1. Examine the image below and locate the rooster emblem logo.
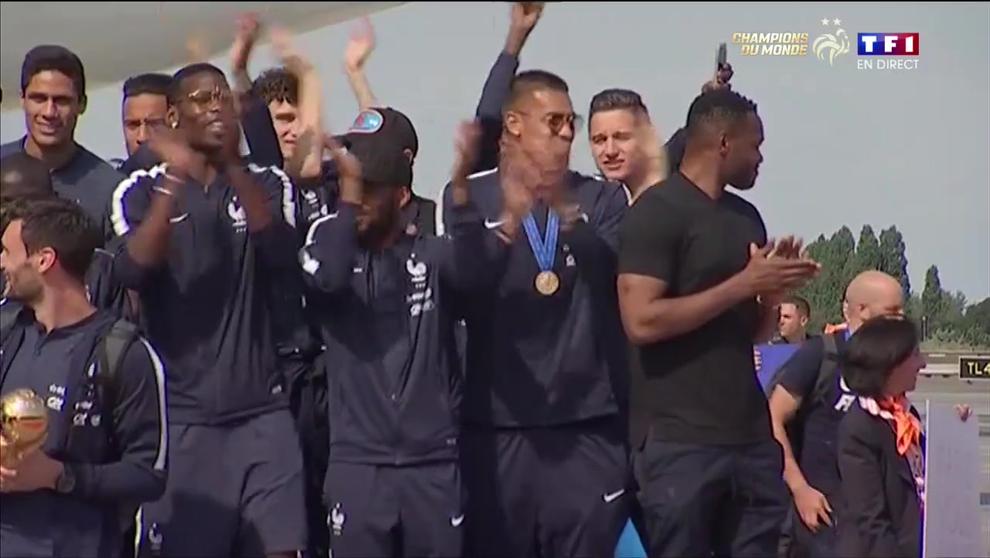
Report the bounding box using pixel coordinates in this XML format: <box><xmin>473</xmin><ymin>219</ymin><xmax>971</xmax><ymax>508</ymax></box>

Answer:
<box><xmin>813</xmin><ymin>19</ymin><xmax>850</xmax><ymax>67</ymax></box>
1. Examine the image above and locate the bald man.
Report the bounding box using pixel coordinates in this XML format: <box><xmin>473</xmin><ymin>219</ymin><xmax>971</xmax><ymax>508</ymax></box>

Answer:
<box><xmin>768</xmin><ymin>271</ymin><xmax>904</xmax><ymax>558</ymax></box>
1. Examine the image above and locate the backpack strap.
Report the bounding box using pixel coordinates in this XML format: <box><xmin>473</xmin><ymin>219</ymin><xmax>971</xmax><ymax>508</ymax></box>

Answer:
<box><xmin>0</xmin><ymin>302</ymin><xmax>29</xmax><ymax>390</ymax></box>
<box><xmin>0</xmin><ymin>299</ymin><xmax>18</xmax><ymax>343</ymax></box>
<box><xmin>810</xmin><ymin>334</ymin><xmax>842</xmax><ymax>405</ymax></box>
<box><xmin>92</xmin><ymin>319</ymin><xmax>140</xmax><ymax>444</ymax></box>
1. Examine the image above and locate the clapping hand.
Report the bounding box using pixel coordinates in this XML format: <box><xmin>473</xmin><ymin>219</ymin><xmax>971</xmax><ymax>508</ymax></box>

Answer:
<box><xmin>451</xmin><ymin>120</ymin><xmax>482</xmax><ymax>206</ymax></box>
<box><xmin>271</xmin><ymin>26</ymin><xmax>313</xmax><ymax>77</ymax></box>
<box><xmin>149</xmin><ymin>129</ymin><xmax>196</xmax><ymax>181</ymax></box>
<box><xmin>323</xmin><ymin>135</ymin><xmax>363</xmax><ymax>205</ymax></box>
<box><xmin>344</xmin><ymin>17</ymin><xmax>376</xmax><ymax>73</ymax></box>
<box><xmin>742</xmin><ymin>239</ymin><xmax>821</xmax><ymax>301</ymax></box>
<box><xmin>230</xmin><ymin>12</ymin><xmax>261</xmax><ymax>73</ymax></box>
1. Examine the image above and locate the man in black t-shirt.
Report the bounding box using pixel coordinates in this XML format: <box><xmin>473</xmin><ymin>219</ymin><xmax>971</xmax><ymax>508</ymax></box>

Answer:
<box><xmin>617</xmin><ymin>89</ymin><xmax>820</xmax><ymax>557</ymax></box>
<box><xmin>769</xmin><ymin>271</ymin><xmax>904</xmax><ymax>558</ymax></box>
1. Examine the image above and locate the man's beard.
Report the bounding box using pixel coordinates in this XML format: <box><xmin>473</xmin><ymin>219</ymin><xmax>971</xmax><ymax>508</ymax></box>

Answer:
<box><xmin>357</xmin><ymin>213</ymin><xmax>400</xmax><ymax>250</ymax></box>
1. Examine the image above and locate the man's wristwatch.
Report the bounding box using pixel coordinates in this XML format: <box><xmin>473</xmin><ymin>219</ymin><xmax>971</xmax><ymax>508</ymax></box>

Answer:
<box><xmin>55</xmin><ymin>464</ymin><xmax>76</xmax><ymax>494</ymax></box>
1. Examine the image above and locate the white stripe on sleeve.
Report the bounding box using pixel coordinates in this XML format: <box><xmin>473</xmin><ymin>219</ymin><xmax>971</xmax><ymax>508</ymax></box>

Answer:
<box><xmin>133</xmin><ymin>507</ymin><xmax>144</xmax><ymax>556</ymax></box>
<box><xmin>435</xmin><ymin>189</ymin><xmax>445</xmax><ymax>237</ymax></box>
<box><xmin>439</xmin><ymin>166</ymin><xmax>498</xmax><ymax>236</ymax></box>
<box><xmin>299</xmin><ymin>211</ymin><xmax>340</xmax><ymax>276</ymax></box>
<box><xmin>110</xmin><ymin>164</ymin><xmax>165</xmax><ymax>237</ymax></box>
<box><xmin>248</xmin><ymin>164</ymin><xmax>296</xmax><ymax>228</ymax></box>
<box><xmin>138</xmin><ymin>337</ymin><xmax>168</xmax><ymax>471</ymax></box>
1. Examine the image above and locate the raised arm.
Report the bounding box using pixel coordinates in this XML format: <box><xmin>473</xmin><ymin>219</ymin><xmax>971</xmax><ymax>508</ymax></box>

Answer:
<box><xmin>271</xmin><ymin>27</ymin><xmax>323</xmax><ymax>180</ymax></box>
<box><xmin>112</xmin><ymin>134</ymin><xmax>195</xmax><ymax>288</ymax></box>
<box><xmin>474</xmin><ymin>2</ymin><xmax>544</xmax><ymax>172</ymax></box>
<box><xmin>230</xmin><ymin>12</ymin><xmax>284</xmax><ymax>169</ymax></box>
<box><xmin>343</xmin><ymin>17</ymin><xmax>378</xmax><ymax>111</ymax></box>
<box><xmin>440</xmin><ymin>121</ymin><xmax>506</xmax><ymax>291</ymax></box>
<box><xmin>300</xmin><ymin>139</ymin><xmax>363</xmax><ymax>295</ymax></box>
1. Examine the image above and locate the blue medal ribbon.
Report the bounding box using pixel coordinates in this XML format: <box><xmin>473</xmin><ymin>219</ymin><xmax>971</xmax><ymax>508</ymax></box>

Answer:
<box><xmin>522</xmin><ymin>210</ymin><xmax>559</xmax><ymax>272</ymax></box>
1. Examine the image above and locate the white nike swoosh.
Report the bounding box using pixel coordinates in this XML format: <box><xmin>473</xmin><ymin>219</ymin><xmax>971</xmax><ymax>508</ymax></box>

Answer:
<box><xmin>484</xmin><ymin>219</ymin><xmax>504</xmax><ymax>230</ymax></box>
<box><xmin>602</xmin><ymin>489</ymin><xmax>625</xmax><ymax>503</ymax></box>
<box><xmin>450</xmin><ymin>514</ymin><xmax>465</xmax><ymax>527</ymax></box>
<box><xmin>169</xmin><ymin>213</ymin><xmax>189</xmax><ymax>224</ymax></box>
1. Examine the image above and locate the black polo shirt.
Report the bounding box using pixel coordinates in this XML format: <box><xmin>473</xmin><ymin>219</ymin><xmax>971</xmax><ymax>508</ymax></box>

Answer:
<box><xmin>618</xmin><ymin>171</ymin><xmax>770</xmax><ymax>445</ymax></box>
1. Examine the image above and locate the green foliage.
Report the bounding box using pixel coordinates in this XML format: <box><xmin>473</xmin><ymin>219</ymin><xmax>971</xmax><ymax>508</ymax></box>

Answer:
<box><xmin>849</xmin><ymin>225</ymin><xmax>882</xmax><ymax>278</ymax></box>
<box><xmin>922</xmin><ymin>265</ymin><xmax>944</xmax><ymax>325</ymax></box>
<box><xmin>962</xmin><ymin>298</ymin><xmax>990</xmax><ymax>338</ymax></box>
<box><xmin>878</xmin><ymin>226</ymin><xmax>911</xmax><ymax>300</ymax></box>
<box><xmin>797</xmin><ymin>234</ymin><xmax>842</xmax><ymax>332</ymax></box>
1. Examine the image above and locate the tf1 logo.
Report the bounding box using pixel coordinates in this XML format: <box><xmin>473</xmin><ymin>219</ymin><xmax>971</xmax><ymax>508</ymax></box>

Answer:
<box><xmin>857</xmin><ymin>33</ymin><xmax>920</xmax><ymax>55</ymax></box>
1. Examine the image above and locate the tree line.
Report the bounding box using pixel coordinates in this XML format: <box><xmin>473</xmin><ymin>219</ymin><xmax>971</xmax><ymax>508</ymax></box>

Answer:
<box><xmin>797</xmin><ymin>225</ymin><xmax>990</xmax><ymax>349</ymax></box>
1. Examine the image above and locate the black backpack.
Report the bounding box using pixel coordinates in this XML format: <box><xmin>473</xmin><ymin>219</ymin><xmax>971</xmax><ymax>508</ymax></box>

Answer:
<box><xmin>2</xmin><ymin>304</ymin><xmax>140</xmax><ymax>557</ymax></box>
<box><xmin>1</xmin><ymin>304</ymin><xmax>139</xmax><ymax>433</ymax></box>
<box><xmin>766</xmin><ymin>333</ymin><xmax>844</xmax><ymax>458</ymax></box>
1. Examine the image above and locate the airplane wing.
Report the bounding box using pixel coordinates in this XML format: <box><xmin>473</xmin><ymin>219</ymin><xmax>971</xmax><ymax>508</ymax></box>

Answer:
<box><xmin>0</xmin><ymin>1</ymin><xmax>404</xmax><ymax>108</ymax></box>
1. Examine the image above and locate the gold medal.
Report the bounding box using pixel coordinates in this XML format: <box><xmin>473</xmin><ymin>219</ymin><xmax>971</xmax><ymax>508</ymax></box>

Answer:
<box><xmin>535</xmin><ymin>270</ymin><xmax>560</xmax><ymax>296</ymax></box>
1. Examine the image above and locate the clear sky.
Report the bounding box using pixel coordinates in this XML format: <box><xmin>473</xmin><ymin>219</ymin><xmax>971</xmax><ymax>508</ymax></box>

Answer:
<box><xmin>2</xmin><ymin>2</ymin><xmax>988</xmax><ymax>301</ymax></box>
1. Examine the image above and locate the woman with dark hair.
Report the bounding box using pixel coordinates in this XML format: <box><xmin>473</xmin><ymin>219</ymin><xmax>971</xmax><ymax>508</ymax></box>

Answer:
<box><xmin>836</xmin><ymin>316</ymin><xmax>926</xmax><ymax>558</ymax></box>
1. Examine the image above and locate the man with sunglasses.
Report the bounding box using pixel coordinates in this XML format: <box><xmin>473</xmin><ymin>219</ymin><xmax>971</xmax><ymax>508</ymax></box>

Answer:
<box><xmin>110</xmin><ymin>63</ymin><xmax>306</xmax><ymax>558</ymax></box>
<box><xmin>468</xmin><ymin>3</ymin><xmax>734</xmax><ymax>197</ymax></box>
<box><xmin>442</xmin><ymin>69</ymin><xmax>630</xmax><ymax>558</ymax></box>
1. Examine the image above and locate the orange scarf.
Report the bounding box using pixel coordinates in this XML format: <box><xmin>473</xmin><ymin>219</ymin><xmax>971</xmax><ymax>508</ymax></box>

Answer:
<box><xmin>823</xmin><ymin>322</ymin><xmax>848</xmax><ymax>335</ymax></box>
<box><xmin>878</xmin><ymin>395</ymin><xmax>922</xmax><ymax>456</ymax></box>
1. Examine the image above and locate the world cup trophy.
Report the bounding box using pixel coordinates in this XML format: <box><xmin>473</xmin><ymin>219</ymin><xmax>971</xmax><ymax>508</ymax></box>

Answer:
<box><xmin>0</xmin><ymin>389</ymin><xmax>49</xmax><ymax>469</ymax></box>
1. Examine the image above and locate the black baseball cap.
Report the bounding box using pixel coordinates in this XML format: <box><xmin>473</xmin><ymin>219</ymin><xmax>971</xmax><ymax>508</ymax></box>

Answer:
<box><xmin>339</xmin><ymin>107</ymin><xmax>419</xmax><ymax>158</ymax></box>
<box><xmin>337</xmin><ymin>108</ymin><xmax>416</xmax><ymax>188</ymax></box>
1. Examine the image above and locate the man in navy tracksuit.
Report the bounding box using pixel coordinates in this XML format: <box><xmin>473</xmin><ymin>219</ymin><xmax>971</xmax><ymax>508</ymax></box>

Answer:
<box><xmin>442</xmin><ymin>70</ymin><xmax>630</xmax><ymax>558</ymax></box>
<box><xmin>300</xmin><ymin>120</ymin><xmax>495</xmax><ymax>557</ymax></box>
<box><xmin>0</xmin><ymin>198</ymin><xmax>167</xmax><ymax>558</ymax></box>
<box><xmin>109</xmin><ymin>63</ymin><xmax>306</xmax><ymax>558</ymax></box>
<box><xmin>0</xmin><ymin>46</ymin><xmax>124</xmax><ymax>239</ymax></box>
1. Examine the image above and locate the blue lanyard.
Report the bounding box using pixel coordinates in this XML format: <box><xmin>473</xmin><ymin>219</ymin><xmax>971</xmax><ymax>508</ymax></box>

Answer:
<box><xmin>522</xmin><ymin>210</ymin><xmax>559</xmax><ymax>272</ymax></box>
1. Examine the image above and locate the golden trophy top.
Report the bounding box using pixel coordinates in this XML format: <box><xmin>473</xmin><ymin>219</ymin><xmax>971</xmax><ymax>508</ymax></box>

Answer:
<box><xmin>0</xmin><ymin>388</ymin><xmax>49</xmax><ymax>445</ymax></box>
